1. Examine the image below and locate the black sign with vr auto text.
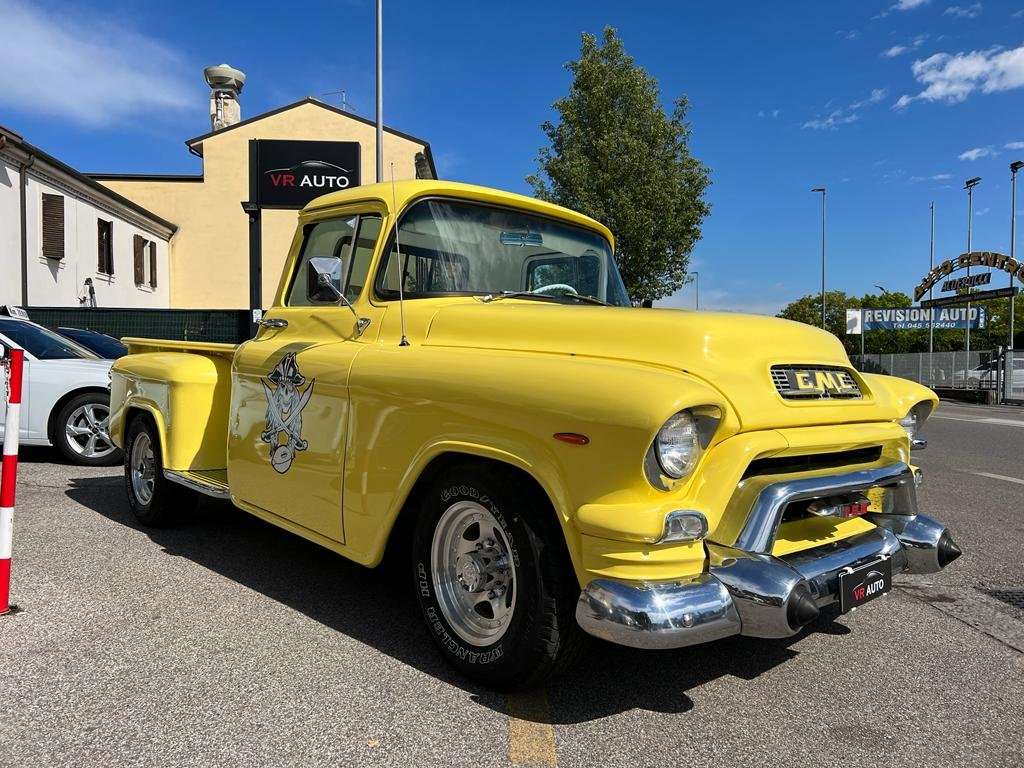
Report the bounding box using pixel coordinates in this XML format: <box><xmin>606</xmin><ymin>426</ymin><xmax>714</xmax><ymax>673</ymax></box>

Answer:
<box><xmin>254</xmin><ymin>139</ymin><xmax>361</xmax><ymax>208</ymax></box>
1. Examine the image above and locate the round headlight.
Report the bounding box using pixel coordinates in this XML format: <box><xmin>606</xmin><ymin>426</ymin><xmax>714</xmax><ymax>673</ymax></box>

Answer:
<box><xmin>655</xmin><ymin>411</ymin><xmax>701</xmax><ymax>479</ymax></box>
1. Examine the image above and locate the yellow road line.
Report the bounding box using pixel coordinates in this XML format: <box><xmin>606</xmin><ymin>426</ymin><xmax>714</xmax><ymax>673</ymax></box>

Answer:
<box><xmin>506</xmin><ymin>689</ymin><xmax>557</xmax><ymax>767</ymax></box>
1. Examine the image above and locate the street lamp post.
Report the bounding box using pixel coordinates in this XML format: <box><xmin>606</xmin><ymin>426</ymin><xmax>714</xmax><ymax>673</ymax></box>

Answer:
<box><xmin>691</xmin><ymin>271</ymin><xmax>700</xmax><ymax>310</ymax></box>
<box><xmin>964</xmin><ymin>176</ymin><xmax>981</xmax><ymax>358</ymax></box>
<box><xmin>375</xmin><ymin>0</ymin><xmax>383</xmax><ymax>183</ymax></box>
<box><xmin>812</xmin><ymin>187</ymin><xmax>826</xmax><ymax>329</ymax></box>
<box><xmin>928</xmin><ymin>202</ymin><xmax>935</xmax><ymax>385</ymax></box>
<box><xmin>1011</xmin><ymin>162</ymin><xmax>1022</xmax><ymax>354</ymax></box>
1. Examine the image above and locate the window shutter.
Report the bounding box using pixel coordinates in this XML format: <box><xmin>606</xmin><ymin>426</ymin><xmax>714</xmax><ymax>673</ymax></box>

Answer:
<box><xmin>148</xmin><ymin>241</ymin><xmax>157</xmax><ymax>288</ymax></box>
<box><xmin>133</xmin><ymin>235</ymin><xmax>145</xmax><ymax>285</ymax></box>
<box><xmin>41</xmin><ymin>193</ymin><xmax>65</xmax><ymax>261</ymax></box>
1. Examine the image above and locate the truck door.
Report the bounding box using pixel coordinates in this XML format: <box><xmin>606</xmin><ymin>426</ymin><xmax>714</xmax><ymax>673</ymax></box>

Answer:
<box><xmin>228</xmin><ymin>213</ymin><xmax>383</xmax><ymax>543</ymax></box>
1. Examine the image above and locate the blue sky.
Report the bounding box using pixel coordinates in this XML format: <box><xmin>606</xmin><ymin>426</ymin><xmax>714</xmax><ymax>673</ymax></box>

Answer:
<box><xmin>3</xmin><ymin>0</ymin><xmax>1024</xmax><ymax>314</ymax></box>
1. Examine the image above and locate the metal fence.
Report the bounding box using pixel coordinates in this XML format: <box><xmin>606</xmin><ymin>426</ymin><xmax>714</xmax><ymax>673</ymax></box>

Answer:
<box><xmin>850</xmin><ymin>351</ymin><xmax>995</xmax><ymax>389</ymax></box>
<box><xmin>25</xmin><ymin>307</ymin><xmax>252</xmax><ymax>344</ymax></box>
<box><xmin>1008</xmin><ymin>350</ymin><xmax>1024</xmax><ymax>401</ymax></box>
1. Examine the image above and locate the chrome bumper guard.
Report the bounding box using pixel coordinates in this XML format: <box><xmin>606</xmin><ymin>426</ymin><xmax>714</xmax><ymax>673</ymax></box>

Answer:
<box><xmin>575</xmin><ymin>462</ymin><xmax>961</xmax><ymax>650</ymax></box>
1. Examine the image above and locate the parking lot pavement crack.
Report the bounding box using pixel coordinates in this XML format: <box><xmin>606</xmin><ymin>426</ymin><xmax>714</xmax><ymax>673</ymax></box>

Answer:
<box><xmin>898</xmin><ymin>584</ymin><xmax>1024</xmax><ymax>654</ymax></box>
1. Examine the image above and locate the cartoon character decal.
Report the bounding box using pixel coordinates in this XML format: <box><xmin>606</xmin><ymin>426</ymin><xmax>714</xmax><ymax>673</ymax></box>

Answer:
<box><xmin>260</xmin><ymin>353</ymin><xmax>315</xmax><ymax>473</ymax></box>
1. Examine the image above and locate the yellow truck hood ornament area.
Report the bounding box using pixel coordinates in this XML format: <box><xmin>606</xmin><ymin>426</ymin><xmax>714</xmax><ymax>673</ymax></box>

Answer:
<box><xmin>260</xmin><ymin>352</ymin><xmax>314</xmax><ymax>473</ymax></box>
<box><xmin>106</xmin><ymin>179</ymin><xmax>960</xmax><ymax>689</ymax></box>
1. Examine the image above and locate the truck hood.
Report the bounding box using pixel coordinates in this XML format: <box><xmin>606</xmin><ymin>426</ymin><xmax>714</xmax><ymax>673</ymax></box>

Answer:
<box><xmin>422</xmin><ymin>302</ymin><xmax>906</xmax><ymax>431</ymax></box>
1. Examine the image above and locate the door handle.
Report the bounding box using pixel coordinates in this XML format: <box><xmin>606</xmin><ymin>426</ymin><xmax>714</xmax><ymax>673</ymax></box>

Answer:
<box><xmin>259</xmin><ymin>318</ymin><xmax>288</xmax><ymax>329</ymax></box>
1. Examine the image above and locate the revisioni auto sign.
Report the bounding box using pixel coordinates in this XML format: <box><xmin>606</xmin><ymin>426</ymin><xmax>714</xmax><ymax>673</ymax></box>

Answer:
<box><xmin>845</xmin><ymin>307</ymin><xmax>985</xmax><ymax>333</ymax></box>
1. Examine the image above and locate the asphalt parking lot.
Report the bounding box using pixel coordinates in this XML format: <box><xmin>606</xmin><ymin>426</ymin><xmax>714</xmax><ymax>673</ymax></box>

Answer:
<box><xmin>2</xmin><ymin>401</ymin><xmax>1023</xmax><ymax>768</ymax></box>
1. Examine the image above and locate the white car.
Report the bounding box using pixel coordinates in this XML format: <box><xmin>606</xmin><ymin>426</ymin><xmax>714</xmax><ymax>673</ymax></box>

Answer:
<box><xmin>0</xmin><ymin>316</ymin><xmax>119</xmax><ymax>465</ymax></box>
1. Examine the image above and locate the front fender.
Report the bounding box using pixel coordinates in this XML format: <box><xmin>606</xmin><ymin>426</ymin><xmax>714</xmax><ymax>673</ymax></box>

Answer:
<box><xmin>860</xmin><ymin>372</ymin><xmax>939</xmax><ymax>419</ymax></box>
<box><xmin>342</xmin><ymin>344</ymin><xmax>732</xmax><ymax>575</ymax></box>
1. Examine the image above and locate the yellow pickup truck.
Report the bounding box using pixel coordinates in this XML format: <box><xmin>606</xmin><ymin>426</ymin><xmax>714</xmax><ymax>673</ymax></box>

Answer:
<box><xmin>109</xmin><ymin>179</ymin><xmax>960</xmax><ymax>688</ymax></box>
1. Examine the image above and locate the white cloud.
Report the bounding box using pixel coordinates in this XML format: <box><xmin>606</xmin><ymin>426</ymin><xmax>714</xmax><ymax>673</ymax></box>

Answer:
<box><xmin>0</xmin><ymin>0</ymin><xmax>194</xmax><ymax>127</ymax></box>
<box><xmin>910</xmin><ymin>172</ymin><xmax>954</xmax><ymax>181</ymax></box>
<box><xmin>944</xmin><ymin>3</ymin><xmax>982</xmax><ymax>18</ymax></box>
<box><xmin>1005</xmin><ymin>141</ymin><xmax>1024</xmax><ymax>149</ymax></box>
<box><xmin>803</xmin><ymin>113</ymin><xmax>859</xmax><ymax>130</ymax></box>
<box><xmin>893</xmin><ymin>0</ymin><xmax>930</xmax><ymax>10</ymax></box>
<box><xmin>958</xmin><ymin>146</ymin><xmax>996</xmax><ymax>160</ymax></box>
<box><xmin>803</xmin><ymin>88</ymin><xmax>888</xmax><ymax>130</ymax></box>
<box><xmin>893</xmin><ymin>44</ymin><xmax>1024</xmax><ymax>108</ymax></box>
<box><xmin>881</xmin><ymin>34</ymin><xmax>929</xmax><ymax>58</ymax></box>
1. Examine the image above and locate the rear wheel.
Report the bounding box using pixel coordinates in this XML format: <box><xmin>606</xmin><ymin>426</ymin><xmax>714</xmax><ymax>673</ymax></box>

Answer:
<box><xmin>412</xmin><ymin>462</ymin><xmax>581</xmax><ymax>689</ymax></box>
<box><xmin>54</xmin><ymin>392</ymin><xmax>120</xmax><ymax>466</ymax></box>
<box><xmin>124</xmin><ymin>416</ymin><xmax>188</xmax><ymax>526</ymax></box>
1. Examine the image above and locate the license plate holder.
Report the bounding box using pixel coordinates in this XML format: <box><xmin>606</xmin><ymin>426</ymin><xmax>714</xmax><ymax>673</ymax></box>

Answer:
<box><xmin>838</xmin><ymin>557</ymin><xmax>893</xmax><ymax>613</ymax></box>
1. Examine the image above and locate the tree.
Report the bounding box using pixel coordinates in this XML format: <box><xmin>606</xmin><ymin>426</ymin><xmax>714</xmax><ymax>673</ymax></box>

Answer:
<box><xmin>527</xmin><ymin>27</ymin><xmax>711</xmax><ymax>303</ymax></box>
<box><xmin>777</xmin><ymin>290</ymin><xmax>860</xmax><ymax>341</ymax></box>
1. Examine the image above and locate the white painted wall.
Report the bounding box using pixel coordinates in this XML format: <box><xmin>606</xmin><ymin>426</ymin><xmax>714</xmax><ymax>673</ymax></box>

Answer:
<box><xmin>0</xmin><ymin>152</ymin><xmax>171</xmax><ymax>309</ymax></box>
<box><xmin>0</xmin><ymin>158</ymin><xmax>22</xmax><ymax>307</ymax></box>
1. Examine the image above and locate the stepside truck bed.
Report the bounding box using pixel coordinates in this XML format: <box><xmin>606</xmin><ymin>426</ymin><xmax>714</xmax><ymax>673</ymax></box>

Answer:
<box><xmin>109</xmin><ymin>338</ymin><xmax>238</xmax><ymax>489</ymax></box>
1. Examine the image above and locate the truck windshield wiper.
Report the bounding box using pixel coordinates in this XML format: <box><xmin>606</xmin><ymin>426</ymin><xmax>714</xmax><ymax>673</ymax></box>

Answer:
<box><xmin>479</xmin><ymin>291</ymin><xmax>608</xmax><ymax>306</ymax></box>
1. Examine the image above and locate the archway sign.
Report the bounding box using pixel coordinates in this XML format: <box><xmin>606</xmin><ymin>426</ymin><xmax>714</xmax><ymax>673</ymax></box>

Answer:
<box><xmin>914</xmin><ymin>251</ymin><xmax>1022</xmax><ymax>302</ymax></box>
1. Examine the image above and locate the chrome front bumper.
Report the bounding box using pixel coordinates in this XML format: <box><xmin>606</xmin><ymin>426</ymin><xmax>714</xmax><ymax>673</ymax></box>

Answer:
<box><xmin>576</xmin><ymin>462</ymin><xmax>962</xmax><ymax>650</ymax></box>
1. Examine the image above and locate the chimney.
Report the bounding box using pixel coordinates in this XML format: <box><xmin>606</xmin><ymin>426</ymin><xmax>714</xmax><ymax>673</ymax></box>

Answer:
<box><xmin>203</xmin><ymin>64</ymin><xmax>246</xmax><ymax>131</ymax></box>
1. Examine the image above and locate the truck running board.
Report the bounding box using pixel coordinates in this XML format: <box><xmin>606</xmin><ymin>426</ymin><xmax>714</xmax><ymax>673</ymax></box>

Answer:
<box><xmin>163</xmin><ymin>469</ymin><xmax>231</xmax><ymax>500</ymax></box>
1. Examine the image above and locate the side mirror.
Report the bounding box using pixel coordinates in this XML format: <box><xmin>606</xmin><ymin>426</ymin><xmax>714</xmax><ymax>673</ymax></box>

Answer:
<box><xmin>307</xmin><ymin>256</ymin><xmax>344</xmax><ymax>303</ymax></box>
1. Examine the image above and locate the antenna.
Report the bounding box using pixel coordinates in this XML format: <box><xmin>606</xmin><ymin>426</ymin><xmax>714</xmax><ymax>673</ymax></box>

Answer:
<box><xmin>322</xmin><ymin>89</ymin><xmax>351</xmax><ymax>112</ymax></box>
<box><xmin>390</xmin><ymin>163</ymin><xmax>410</xmax><ymax>347</ymax></box>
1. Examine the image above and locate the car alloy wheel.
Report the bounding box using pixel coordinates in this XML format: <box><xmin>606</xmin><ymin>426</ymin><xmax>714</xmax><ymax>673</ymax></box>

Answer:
<box><xmin>129</xmin><ymin>431</ymin><xmax>157</xmax><ymax>506</ymax></box>
<box><xmin>430</xmin><ymin>500</ymin><xmax>517</xmax><ymax>646</ymax></box>
<box><xmin>65</xmin><ymin>402</ymin><xmax>115</xmax><ymax>460</ymax></box>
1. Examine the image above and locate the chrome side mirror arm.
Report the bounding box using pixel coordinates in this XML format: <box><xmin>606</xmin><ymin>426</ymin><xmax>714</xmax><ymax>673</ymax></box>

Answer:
<box><xmin>317</xmin><ymin>274</ymin><xmax>372</xmax><ymax>338</ymax></box>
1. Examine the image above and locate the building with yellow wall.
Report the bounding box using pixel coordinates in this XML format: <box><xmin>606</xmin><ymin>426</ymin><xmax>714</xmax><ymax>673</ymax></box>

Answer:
<box><xmin>93</xmin><ymin>93</ymin><xmax>434</xmax><ymax>311</ymax></box>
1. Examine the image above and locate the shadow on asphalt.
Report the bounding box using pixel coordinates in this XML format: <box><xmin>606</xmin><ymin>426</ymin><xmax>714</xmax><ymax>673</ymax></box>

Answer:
<box><xmin>65</xmin><ymin>474</ymin><xmax>849</xmax><ymax>725</ymax></box>
<box><xmin>18</xmin><ymin>445</ymin><xmax>123</xmax><ymax>467</ymax></box>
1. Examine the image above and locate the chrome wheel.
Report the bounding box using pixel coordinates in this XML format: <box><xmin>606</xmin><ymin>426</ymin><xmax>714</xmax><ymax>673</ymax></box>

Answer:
<box><xmin>65</xmin><ymin>402</ymin><xmax>115</xmax><ymax>459</ymax></box>
<box><xmin>431</xmin><ymin>500</ymin><xmax>517</xmax><ymax>647</ymax></box>
<box><xmin>130</xmin><ymin>431</ymin><xmax>156</xmax><ymax>506</ymax></box>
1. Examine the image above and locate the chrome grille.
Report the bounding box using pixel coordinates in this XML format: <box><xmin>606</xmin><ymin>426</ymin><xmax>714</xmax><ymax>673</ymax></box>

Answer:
<box><xmin>771</xmin><ymin>365</ymin><xmax>863</xmax><ymax>400</ymax></box>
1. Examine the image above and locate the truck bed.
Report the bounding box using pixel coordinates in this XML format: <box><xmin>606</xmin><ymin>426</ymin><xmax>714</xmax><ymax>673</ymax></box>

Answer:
<box><xmin>110</xmin><ymin>338</ymin><xmax>236</xmax><ymax>473</ymax></box>
<box><xmin>122</xmin><ymin>337</ymin><xmax>238</xmax><ymax>357</ymax></box>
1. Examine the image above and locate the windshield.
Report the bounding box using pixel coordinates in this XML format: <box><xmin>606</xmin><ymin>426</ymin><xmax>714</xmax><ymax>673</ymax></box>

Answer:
<box><xmin>58</xmin><ymin>328</ymin><xmax>128</xmax><ymax>359</ymax></box>
<box><xmin>0</xmin><ymin>318</ymin><xmax>98</xmax><ymax>360</ymax></box>
<box><xmin>376</xmin><ymin>199</ymin><xmax>631</xmax><ymax>306</ymax></box>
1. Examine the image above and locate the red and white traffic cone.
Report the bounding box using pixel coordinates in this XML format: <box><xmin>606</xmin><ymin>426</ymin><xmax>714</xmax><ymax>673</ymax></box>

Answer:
<box><xmin>0</xmin><ymin>347</ymin><xmax>24</xmax><ymax>615</ymax></box>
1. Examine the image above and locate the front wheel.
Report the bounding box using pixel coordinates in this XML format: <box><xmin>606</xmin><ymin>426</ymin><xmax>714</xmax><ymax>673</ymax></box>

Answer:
<box><xmin>412</xmin><ymin>463</ymin><xmax>581</xmax><ymax>689</ymax></box>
